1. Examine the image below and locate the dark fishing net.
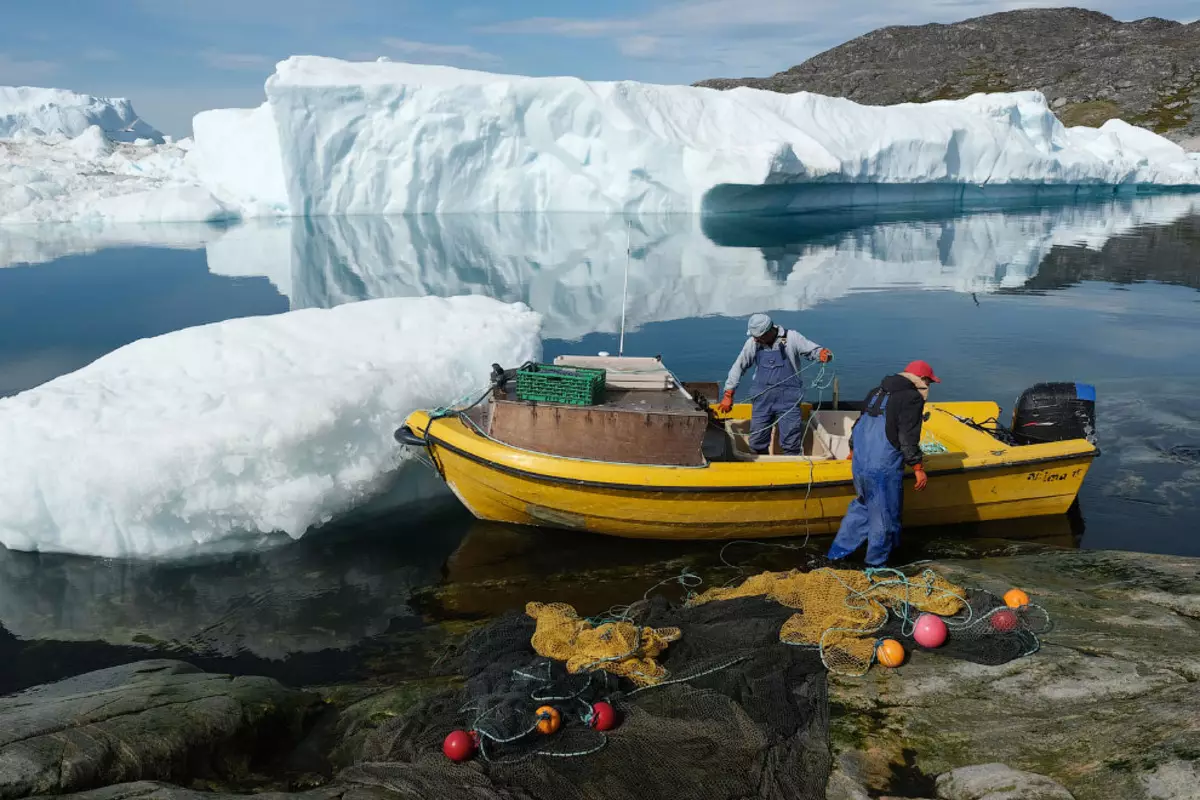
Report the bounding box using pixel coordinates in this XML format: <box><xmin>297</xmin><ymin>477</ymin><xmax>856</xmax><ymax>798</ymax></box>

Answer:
<box><xmin>345</xmin><ymin>568</ymin><xmax>1049</xmax><ymax>800</ymax></box>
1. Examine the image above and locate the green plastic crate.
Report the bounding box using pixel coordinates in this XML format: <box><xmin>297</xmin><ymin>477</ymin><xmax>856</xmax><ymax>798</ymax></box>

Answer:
<box><xmin>515</xmin><ymin>363</ymin><xmax>606</xmax><ymax>405</ymax></box>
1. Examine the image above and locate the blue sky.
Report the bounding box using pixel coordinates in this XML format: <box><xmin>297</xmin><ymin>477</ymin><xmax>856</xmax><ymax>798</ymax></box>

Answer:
<box><xmin>1</xmin><ymin>0</ymin><xmax>1196</xmax><ymax>137</ymax></box>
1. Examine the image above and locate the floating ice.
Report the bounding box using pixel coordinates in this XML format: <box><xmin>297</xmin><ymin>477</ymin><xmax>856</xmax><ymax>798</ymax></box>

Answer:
<box><xmin>0</xmin><ymin>130</ymin><xmax>236</xmax><ymax>225</ymax></box>
<box><xmin>0</xmin><ymin>295</ymin><xmax>542</xmax><ymax>558</ymax></box>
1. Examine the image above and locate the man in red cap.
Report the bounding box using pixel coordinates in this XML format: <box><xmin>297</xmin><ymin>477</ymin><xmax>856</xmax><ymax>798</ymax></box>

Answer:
<box><xmin>826</xmin><ymin>360</ymin><xmax>940</xmax><ymax>566</ymax></box>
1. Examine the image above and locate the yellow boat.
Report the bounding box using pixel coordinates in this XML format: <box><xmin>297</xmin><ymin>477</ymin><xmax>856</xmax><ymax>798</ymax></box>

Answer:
<box><xmin>395</xmin><ymin>358</ymin><xmax>1098</xmax><ymax>540</ymax></box>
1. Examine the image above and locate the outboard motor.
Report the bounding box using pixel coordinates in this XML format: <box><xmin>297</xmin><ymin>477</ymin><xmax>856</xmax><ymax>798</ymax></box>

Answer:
<box><xmin>1012</xmin><ymin>382</ymin><xmax>1096</xmax><ymax>445</ymax></box>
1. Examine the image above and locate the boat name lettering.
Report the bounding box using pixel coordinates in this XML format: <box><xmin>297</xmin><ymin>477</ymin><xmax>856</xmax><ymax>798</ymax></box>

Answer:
<box><xmin>1026</xmin><ymin>468</ymin><xmax>1082</xmax><ymax>483</ymax></box>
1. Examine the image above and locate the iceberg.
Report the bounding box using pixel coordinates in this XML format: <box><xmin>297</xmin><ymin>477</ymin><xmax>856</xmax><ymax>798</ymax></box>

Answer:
<box><xmin>0</xmin><ymin>86</ymin><xmax>163</xmax><ymax>143</ymax></box>
<box><xmin>239</xmin><ymin>56</ymin><xmax>1200</xmax><ymax>216</ymax></box>
<box><xmin>6</xmin><ymin>57</ymin><xmax>1200</xmax><ymax>225</ymax></box>
<box><xmin>0</xmin><ymin>128</ymin><xmax>236</xmax><ymax>225</ymax></box>
<box><xmin>200</xmin><ymin>194</ymin><xmax>1200</xmax><ymax>341</ymax></box>
<box><xmin>0</xmin><ymin>295</ymin><xmax>542</xmax><ymax>558</ymax></box>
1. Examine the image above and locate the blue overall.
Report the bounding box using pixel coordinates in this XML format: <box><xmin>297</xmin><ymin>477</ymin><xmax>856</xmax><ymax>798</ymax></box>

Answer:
<box><xmin>749</xmin><ymin>342</ymin><xmax>805</xmax><ymax>454</ymax></box>
<box><xmin>827</xmin><ymin>391</ymin><xmax>905</xmax><ymax>566</ymax></box>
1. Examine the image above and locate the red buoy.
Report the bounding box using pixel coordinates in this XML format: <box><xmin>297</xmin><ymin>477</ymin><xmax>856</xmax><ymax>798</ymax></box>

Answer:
<box><xmin>589</xmin><ymin>701</ymin><xmax>618</xmax><ymax>731</ymax></box>
<box><xmin>443</xmin><ymin>730</ymin><xmax>476</xmax><ymax>762</ymax></box>
<box><xmin>990</xmin><ymin>608</ymin><xmax>1018</xmax><ymax>632</ymax></box>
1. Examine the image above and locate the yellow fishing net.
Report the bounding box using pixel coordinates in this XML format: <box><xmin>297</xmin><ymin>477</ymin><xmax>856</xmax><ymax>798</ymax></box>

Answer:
<box><xmin>526</xmin><ymin>601</ymin><xmax>682</xmax><ymax>687</ymax></box>
<box><xmin>526</xmin><ymin>568</ymin><xmax>967</xmax><ymax>682</ymax></box>
<box><xmin>688</xmin><ymin>567</ymin><xmax>967</xmax><ymax>675</ymax></box>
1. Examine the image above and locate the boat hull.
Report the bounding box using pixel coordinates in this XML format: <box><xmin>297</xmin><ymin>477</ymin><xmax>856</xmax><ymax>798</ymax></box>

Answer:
<box><xmin>401</xmin><ymin>402</ymin><xmax>1097</xmax><ymax>540</ymax></box>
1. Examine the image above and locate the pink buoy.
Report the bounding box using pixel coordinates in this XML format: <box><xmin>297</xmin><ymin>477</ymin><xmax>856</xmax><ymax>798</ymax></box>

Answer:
<box><xmin>913</xmin><ymin>613</ymin><xmax>948</xmax><ymax>648</ymax></box>
<box><xmin>990</xmin><ymin>608</ymin><xmax>1018</xmax><ymax>632</ymax></box>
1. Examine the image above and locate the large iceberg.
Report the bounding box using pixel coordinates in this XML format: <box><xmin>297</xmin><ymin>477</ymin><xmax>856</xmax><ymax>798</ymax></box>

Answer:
<box><xmin>0</xmin><ymin>295</ymin><xmax>542</xmax><ymax>558</ymax></box>
<box><xmin>5</xmin><ymin>57</ymin><xmax>1200</xmax><ymax>224</ymax></box>
<box><xmin>241</xmin><ymin>56</ymin><xmax>1200</xmax><ymax>215</ymax></box>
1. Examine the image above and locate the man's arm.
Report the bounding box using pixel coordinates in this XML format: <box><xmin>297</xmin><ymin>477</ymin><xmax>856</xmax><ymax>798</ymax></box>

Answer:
<box><xmin>723</xmin><ymin>338</ymin><xmax>756</xmax><ymax>393</ymax></box>
<box><xmin>785</xmin><ymin>330</ymin><xmax>824</xmax><ymax>363</ymax></box>
<box><xmin>895</xmin><ymin>393</ymin><xmax>926</xmax><ymax>467</ymax></box>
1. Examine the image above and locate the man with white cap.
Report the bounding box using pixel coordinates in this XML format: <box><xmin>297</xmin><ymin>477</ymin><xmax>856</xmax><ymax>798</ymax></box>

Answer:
<box><xmin>718</xmin><ymin>313</ymin><xmax>833</xmax><ymax>455</ymax></box>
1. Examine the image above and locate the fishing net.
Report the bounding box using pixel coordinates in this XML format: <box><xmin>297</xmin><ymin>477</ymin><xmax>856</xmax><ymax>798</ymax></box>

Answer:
<box><xmin>345</xmin><ymin>566</ymin><xmax>1050</xmax><ymax>800</ymax></box>
<box><xmin>690</xmin><ymin>566</ymin><xmax>967</xmax><ymax>676</ymax></box>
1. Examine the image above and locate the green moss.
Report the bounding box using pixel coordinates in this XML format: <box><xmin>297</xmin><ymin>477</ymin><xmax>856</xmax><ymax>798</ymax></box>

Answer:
<box><xmin>1059</xmin><ymin>100</ymin><xmax>1124</xmax><ymax>128</ymax></box>
<box><xmin>1129</xmin><ymin>80</ymin><xmax>1197</xmax><ymax>134</ymax></box>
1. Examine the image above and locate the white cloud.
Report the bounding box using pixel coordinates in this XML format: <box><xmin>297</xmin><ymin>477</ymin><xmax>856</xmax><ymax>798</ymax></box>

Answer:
<box><xmin>0</xmin><ymin>53</ymin><xmax>60</xmax><ymax>84</ymax></box>
<box><xmin>617</xmin><ymin>36</ymin><xmax>662</xmax><ymax>59</ymax></box>
<box><xmin>200</xmin><ymin>50</ymin><xmax>274</xmax><ymax>71</ymax></box>
<box><xmin>381</xmin><ymin>38</ymin><xmax>500</xmax><ymax>65</ymax></box>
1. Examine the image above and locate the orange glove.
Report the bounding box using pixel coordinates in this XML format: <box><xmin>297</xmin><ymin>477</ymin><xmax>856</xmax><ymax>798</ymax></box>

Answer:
<box><xmin>718</xmin><ymin>389</ymin><xmax>735</xmax><ymax>413</ymax></box>
<box><xmin>913</xmin><ymin>464</ymin><xmax>928</xmax><ymax>491</ymax></box>
<box><xmin>845</xmin><ymin>451</ymin><xmax>853</xmax><ymax>460</ymax></box>
<box><xmin>818</xmin><ymin>348</ymin><xmax>833</xmax><ymax>363</ymax></box>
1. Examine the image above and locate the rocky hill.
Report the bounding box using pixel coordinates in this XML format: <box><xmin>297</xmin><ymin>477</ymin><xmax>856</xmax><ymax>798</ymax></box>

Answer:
<box><xmin>695</xmin><ymin>8</ymin><xmax>1200</xmax><ymax>148</ymax></box>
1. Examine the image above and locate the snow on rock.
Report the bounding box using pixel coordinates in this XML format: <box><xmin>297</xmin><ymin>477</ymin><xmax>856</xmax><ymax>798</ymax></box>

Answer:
<box><xmin>255</xmin><ymin>56</ymin><xmax>1200</xmax><ymax>215</ymax></box>
<box><xmin>0</xmin><ymin>86</ymin><xmax>164</xmax><ymax>143</ymax></box>
<box><xmin>0</xmin><ymin>129</ymin><xmax>236</xmax><ymax>224</ymax></box>
<box><xmin>0</xmin><ymin>295</ymin><xmax>542</xmax><ymax>558</ymax></box>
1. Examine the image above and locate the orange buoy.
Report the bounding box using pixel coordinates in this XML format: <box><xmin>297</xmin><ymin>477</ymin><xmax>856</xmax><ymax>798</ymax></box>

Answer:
<box><xmin>535</xmin><ymin>705</ymin><xmax>561</xmax><ymax>734</ymax></box>
<box><xmin>876</xmin><ymin>638</ymin><xmax>905</xmax><ymax>668</ymax></box>
<box><xmin>1004</xmin><ymin>588</ymin><xmax>1030</xmax><ymax>609</ymax></box>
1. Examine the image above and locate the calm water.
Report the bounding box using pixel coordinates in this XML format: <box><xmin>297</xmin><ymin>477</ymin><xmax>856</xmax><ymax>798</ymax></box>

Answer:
<box><xmin>1</xmin><ymin>194</ymin><xmax>1198</xmax><ymax>691</ymax></box>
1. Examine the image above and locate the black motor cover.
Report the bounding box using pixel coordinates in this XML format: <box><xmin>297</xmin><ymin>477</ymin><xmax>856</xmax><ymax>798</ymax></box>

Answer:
<box><xmin>1012</xmin><ymin>382</ymin><xmax>1096</xmax><ymax>445</ymax></box>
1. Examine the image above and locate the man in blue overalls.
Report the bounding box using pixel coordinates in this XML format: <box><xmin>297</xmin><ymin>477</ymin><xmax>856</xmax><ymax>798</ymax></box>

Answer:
<box><xmin>718</xmin><ymin>313</ymin><xmax>832</xmax><ymax>455</ymax></box>
<box><xmin>826</xmin><ymin>361</ymin><xmax>940</xmax><ymax>566</ymax></box>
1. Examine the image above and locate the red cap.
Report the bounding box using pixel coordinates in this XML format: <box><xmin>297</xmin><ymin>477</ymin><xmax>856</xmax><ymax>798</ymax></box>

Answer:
<box><xmin>905</xmin><ymin>360</ymin><xmax>941</xmax><ymax>383</ymax></box>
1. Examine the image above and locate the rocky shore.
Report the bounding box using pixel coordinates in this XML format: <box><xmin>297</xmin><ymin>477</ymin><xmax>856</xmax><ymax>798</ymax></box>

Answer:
<box><xmin>3</xmin><ymin>546</ymin><xmax>1195</xmax><ymax>800</ymax></box>
<box><xmin>696</xmin><ymin>9</ymin><xmax>1200</xmax><ymax>148</ymax></box>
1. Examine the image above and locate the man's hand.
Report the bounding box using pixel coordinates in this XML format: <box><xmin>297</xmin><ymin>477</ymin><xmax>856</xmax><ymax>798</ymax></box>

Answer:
<box><xmin>818</xmin><ymin>348</ymin><xmax>833</xmax><ymax>363</ymax></box>
<box><xmin>913</xmin><ymin>464</ymin><xmax>928</xmax><ymax>491</ymax></box>
<box><xmin>718</xmin><ymin>389</ymin><xmax>735</xmax><ymax>413</ymax></box>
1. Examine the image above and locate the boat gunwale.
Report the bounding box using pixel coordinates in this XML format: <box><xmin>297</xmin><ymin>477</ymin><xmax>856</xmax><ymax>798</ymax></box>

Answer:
<box><xmin>420</xmin><ymin>423</ymin><xmax>1098</xmax><ymax>494</ymax></box>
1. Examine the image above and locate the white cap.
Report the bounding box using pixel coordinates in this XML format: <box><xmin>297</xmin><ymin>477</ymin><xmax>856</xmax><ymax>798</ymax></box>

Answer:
<box><xmin>746</xmin><ymin>313</ymin><xmax>773</xmax><ymax>337</ymax></box>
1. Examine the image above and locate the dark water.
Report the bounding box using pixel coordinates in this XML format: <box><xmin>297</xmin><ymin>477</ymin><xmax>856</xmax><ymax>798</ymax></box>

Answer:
<box><xmin>1</xmin><ymin>194</ymin><xmax>1198</xmax><ymax>692</ymax></box>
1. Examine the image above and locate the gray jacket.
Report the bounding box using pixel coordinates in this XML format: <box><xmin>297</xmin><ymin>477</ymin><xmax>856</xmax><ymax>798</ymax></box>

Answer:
<box><xmin>724</xmin><ymin>326</ymin><xmax>824</xmax><ymax>393</ymax></box>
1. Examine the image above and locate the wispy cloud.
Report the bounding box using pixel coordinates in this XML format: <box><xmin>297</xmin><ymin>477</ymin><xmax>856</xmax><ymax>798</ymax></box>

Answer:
<box><xmin>381</xmin><ymin>38</ymin><xmax>500</xmax><ymax>65</ymax></box>
<box><xmin>200</xmin><ymin>50</ymin><xmax>274</xmax><ymax>71</ymax></box>
<box><xmin>476</xmin><ymin>0</ymin><xmax>1198</xmax><ymax>78</ymax></box>
<box><xmin>0</xmin><ymin>53</ymin><xmax>60</xmax><ymax>84</ymax></box>
<box><xmin>477</xmin><ymin>16</ymin><xmax>640</xmax><ymax>37</ymax></box>
<box><xmin>82</xmin><ymin>48</ymin><xmax>121</xmax><ymax>63</ymax></box>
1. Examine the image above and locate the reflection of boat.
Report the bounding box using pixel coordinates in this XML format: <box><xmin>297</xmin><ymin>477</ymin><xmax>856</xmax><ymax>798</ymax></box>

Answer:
<box><xmin>397</xmin><ymin>357</ymin><xmax>1098</xmax><ymax>540</ymax></box>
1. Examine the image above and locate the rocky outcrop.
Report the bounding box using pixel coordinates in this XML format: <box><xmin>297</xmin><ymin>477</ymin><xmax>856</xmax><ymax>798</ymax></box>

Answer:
<box><xmin>696</xmin><ymin>8</ymin><xmax>1200</xmax><ymax>145</ymax></box>
<box><xmin>827</xmin><ymin>550</ymin><xmax>1200</xmax><ymax>800</ymax></box>
<box><xmin>27</xmin><ymin>784</ymin><xmax>347</xmax><ymax>800</ymax></box>
<box><xmin>0</xmin><ymin>661</ymin><xmax>320</xmax><ymax>799</ymax></box>
<box><xmin>6</xmin><ymin>541</ymin><xmax>1198</xmax><ymax>800</ymax></box>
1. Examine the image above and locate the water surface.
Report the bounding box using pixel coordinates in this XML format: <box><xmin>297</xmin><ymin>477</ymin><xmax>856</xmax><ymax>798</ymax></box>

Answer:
<box><xmin>1</xmin><ymin>194</ymin><xmax>1198</xmax><ymax>690</ymax></box>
